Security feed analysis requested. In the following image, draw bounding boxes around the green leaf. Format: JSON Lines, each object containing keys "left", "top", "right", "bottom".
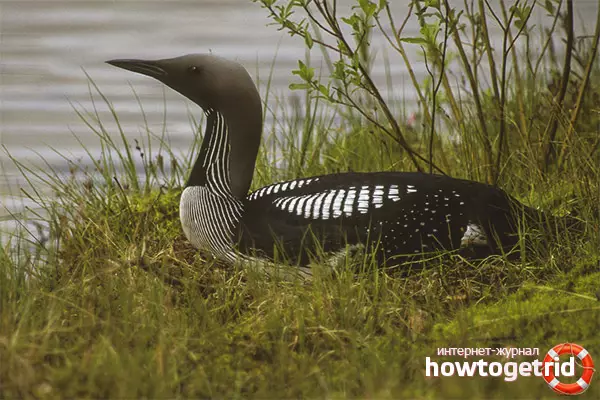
{"left": 318, "top": 84, "right": 329, "bottom": 98}
{"left": 400, "top": 37, "right": 428, "bottom": 45}
{"left": 289, "top": 83, "right": 311, "bottom": 91}
{"left": 341, "top": 15, "right": 361, "bottom": 31}
{"left": 420, "top": 21, "right": 440, "bottom": 43}
{"left": 358, "top": 0, "right": 377, "bottom": 17}
{"left": 293, "top": 60, "right": 314, "bottom": 82}
{"left": 514, "top": 19, "right": 524, "bottom": 29}
{"left": 304, "top": 31, "right": 314, "bottom": 49}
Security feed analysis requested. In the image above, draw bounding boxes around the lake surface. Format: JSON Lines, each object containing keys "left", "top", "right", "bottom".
{"left": 1, "top": 0, "right": 598, "bottom": 223}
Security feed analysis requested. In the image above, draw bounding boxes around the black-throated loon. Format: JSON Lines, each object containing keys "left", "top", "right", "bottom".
{"left": 106, "top": 54, "right": 575, "bottom": 267}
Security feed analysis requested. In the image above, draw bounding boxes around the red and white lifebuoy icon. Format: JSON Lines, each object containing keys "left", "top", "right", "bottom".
{"left": 543, "top": 343, "right": 595, "bottom": 395}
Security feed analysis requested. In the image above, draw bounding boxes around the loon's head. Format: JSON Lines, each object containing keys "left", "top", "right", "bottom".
{"left": 106, "top": 53, "right": 264, "bottom": 199}
{"left": 106, "top": 54, "right": 259, "bottom": 114}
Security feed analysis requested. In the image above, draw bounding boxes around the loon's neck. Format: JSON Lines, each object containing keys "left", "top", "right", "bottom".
{"left": 186, "top": 96, "right": 262, "bottom": 200}
{"left": 186, "top": 110, "right": 231, "bottom": 197}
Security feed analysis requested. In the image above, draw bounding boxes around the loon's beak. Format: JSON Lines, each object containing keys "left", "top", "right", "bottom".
{"left": 106, "top": 58, "right": 167, "bottom": 79}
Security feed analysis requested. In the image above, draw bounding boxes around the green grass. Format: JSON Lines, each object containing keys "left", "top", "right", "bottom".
{"left": 1, "top": 78, "right": 599, "bottom": 397}
{"left": 2, "top": 1, "right": 600, "bottom": 396}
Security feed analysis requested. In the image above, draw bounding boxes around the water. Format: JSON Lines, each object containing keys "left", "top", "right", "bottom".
{"left": 1, "top": 0, "right": 598, "bottom": 224}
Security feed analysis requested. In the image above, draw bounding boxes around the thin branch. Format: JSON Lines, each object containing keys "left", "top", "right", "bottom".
{"left": 533, "top": 0, "right": 563, "bottom": 79}
{"left": 303, "top": 1, "right": 338, "bottom": 38}
{"left": 319, "top": 0, "right": 428, "bottom": 172}
{"left": 506, "top": 2, "right": 536, "bottom": 55}
{"left": 494, "top": 1, "right": 536, "bottom": 184}
{"left": 428, "top": 2, "right": 450, "bottom": 174}
{"left": 375, "top": 4, "right": 433, "bottom": 127}
{"left": 450, "top": 0, "right": 494, "bottom": 183}
{"left": 562, "top": 0, "right": 600, "bottom": 165}
{"left": 478, "top": 0, "right": 500, "bottom": 102}
{"left": 262, "top": 3, "right": 344, "bottom": 54}
{"left": 542, "top": 0, "right": 573, "bottom": 171}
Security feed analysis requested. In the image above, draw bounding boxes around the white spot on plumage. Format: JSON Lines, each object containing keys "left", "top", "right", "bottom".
{"left": 312, "top": 192, "right": 329, "bottom": 219}
{"left": 332, "top": 189, "right": 346, "bottom": 218}
{"left": 322, "top": 190, "right": 336, "bottom": 219}
{"left": 461, "top": 223, "right": 488, "bottom": 246}
{"left": 357, "top": 186, "right": 370, "bottom": 214}
{"left": 344, "top": 189, "right": 357, "bottom": 216}
{"left": 273, "top": 197, "right": 285, "bottom": 207}
{"left": 358, "top": 187, "right": 370, "bottom": 201}
{"left": 282, "top": 182, "right": 289, "bottom": 191}
{"left": 304, "top": 194, "right": 317, "bottom": 218}
{"left": 280, "top": 197, "right": 293, "bottom": 209}
{"left": 388, "top": 185, "right": 401, "bottom": 202}
{"left": 288, "top": 197, "right": 300, "bottom": 214}
{"left": 373, "top": 187, "right": 384, "bottom": 208}
{"left": 296, "top": 197, "right": 308, "bottom": 216}
{"left": 407, "top": 185, "right": 417, "bottom": 194}
{"left": 289, "top": 181, "right": 297, "bottom": 190}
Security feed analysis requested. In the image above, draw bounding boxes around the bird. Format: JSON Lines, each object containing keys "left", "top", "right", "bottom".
{"left": 106, "top": 54, "right": 577, "bottom": 269}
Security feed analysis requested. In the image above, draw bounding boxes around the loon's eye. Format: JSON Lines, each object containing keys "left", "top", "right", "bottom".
{"left": 188, "top": 65, "right": 202, "bottom": 74}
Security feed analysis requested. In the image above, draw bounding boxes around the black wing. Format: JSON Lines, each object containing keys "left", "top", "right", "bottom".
{"left": 237, "top": 172, "right": 520, "bottom": 265}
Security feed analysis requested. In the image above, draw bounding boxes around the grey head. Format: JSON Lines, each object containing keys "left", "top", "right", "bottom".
{"left": 106, "top": 54, "right": 260, "bottom": 113}
{"left": 106, "top": 54, "right": 263, "bottom": 199}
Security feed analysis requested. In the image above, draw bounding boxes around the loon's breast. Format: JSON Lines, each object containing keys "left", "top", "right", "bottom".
{"left": 180, "top": 185, "right": 243, "bottom": 262}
